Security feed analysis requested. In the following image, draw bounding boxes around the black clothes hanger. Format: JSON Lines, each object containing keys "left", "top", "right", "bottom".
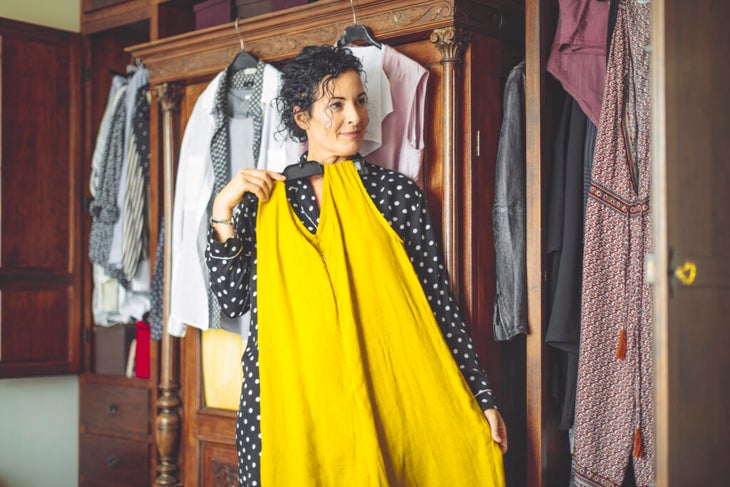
{"left": 337, "top": 25, "right": 382, "bottom": 49}
{"left": 336, "top": 0, "right": 382, "bottom": 49}
{"left": 231, "top": 18, "right": 259, "bottom": 73}
{"left": 282, "top": 153, "right": 369, "bottom": 180}
{"left": 282, "top": 160, "right": 324, "bottom": 180}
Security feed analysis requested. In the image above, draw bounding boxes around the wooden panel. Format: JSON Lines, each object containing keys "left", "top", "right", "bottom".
{"left": 2, "top": 39, "right": 73, "bottom": 270}
{"left": 197, "top": 408, "right": 237, "bottom": 444}
{"left": 83, "top": 0, "right": 131, "bottom": 14}
{"left": 202, "top": 442, "right": 239, "bottom": 487}
{"left": 524, "top": 0, "right": 570, "bottom": 486}
{"left": 82, "top": 0, "right": 152, "bottom": 34}
{"left": 80, "top": 433, "right": 151, "bottom": 486}
{"left": 652, "top": 0, "right": 730, "bottom": 484}
{"left": 80, "top": 382, "right": 150, "bottom": 438}
{"left": 0, "top": 289, "right": 70, "bottom": 363}
{"left": 0, "top": 19, "right": 82, "bottom": 378}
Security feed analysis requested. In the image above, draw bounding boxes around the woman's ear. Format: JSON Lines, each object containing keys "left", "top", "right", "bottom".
{"left": 293, "top": 107, "right": 310, "bottom": 130}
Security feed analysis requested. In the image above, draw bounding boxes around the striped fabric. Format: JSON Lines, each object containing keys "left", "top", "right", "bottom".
{"left": 121, "top": 86, "right": 151, "bottom": 281}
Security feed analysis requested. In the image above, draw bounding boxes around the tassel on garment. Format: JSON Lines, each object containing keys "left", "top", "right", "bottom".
{"left": 633, "top": 426, "right": 644, "bottom": 458}
{"left": 616, "top": 328, "right": 627, "bottom": 360}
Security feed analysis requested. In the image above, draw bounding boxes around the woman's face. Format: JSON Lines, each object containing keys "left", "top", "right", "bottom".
{"left": 295, "top": 69, "right": 369, "bottom": 164}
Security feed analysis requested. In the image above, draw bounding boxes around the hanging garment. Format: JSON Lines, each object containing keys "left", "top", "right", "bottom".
{"left": 492, "top": 60, "right": 527, "bottom": 341}
{"left": 583, "top": 117, "right": 598, "bottom": 212}
{"left": 109, "top": 67, "right": 149, "bottom": 270}
{"left": 168, "top": 62, "right": 302, "bottom": 339}
{"left": 571, "top": 1, "right": 654, "bottom": 485}
{"left": 89, "top": 85, "right": 128, "bottom": 272}
{"left": 149, "top": 217, "right": 165, "bottom": 341}
{"left": 360, "top": 45, "right": 429, "bottom": 185}
{"left": 118, "top": 84, "right": 154, "bottom": 327}
{"left": 344, "top": 45, "right": 393, "bottom": 156}
{"left": 254, "top": 160, "right": 504, "bottom": 486}
{"left": 90, "top": 83, "right": 127, "bottom": 324}
{"left": 89, "top": 78, "right": 152, "bottom": 326}
{"left": 90, "top": 75, "right": 127, "bottom": 197}
{"left": 205, "top": 160, "right": 497, "bottom": 485}
{"left": 545, "top": 95, "right": 588, "bottom": 431}
{"left": 547, "top": 0, "right": 610, "bottom": 126}
{"left": 134, "top": 320, "right": 151, "bottom": 379}
{"left": 121, "top": 84, "right": 151, "bottom": 281}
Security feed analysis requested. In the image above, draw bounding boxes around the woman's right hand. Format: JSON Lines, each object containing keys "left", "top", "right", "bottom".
{"left": 211, "top": 168, "right": 286, "bottom": 241}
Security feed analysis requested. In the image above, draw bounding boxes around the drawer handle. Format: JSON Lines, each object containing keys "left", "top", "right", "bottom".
{"left": 107, "top": 455, "right": 120, "bottom": 468}
{"left": 107, "top": 404, "right": 119, "bottom": 415}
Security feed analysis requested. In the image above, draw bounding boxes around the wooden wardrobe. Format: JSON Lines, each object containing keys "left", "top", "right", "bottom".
{"left": 2, "top": 0, "right": 726, "bottom": 485}
{"left": 124, "top": 0, "right": 730, "bottom": 485}
{"left": 129, "top": 0, "right": 527, "bottom": 484}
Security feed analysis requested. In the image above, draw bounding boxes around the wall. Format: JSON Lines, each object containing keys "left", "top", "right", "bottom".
{"left": 0, "top": 0, "right": 80, "bottom": 32}
{"left": 0, "top": 377, "right": 79, "bottom": 487}
{"left": 0, "top": 3, "right": 80, "bottom": 485}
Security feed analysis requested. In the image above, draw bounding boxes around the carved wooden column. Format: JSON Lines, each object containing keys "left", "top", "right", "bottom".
{"left": 153, "top": 82, "right": 184, "bottom": 487}
{"left": 430, "top": 26, "right": 470, "bottom": 300}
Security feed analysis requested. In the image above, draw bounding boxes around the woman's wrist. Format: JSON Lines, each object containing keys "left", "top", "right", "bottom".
{"left": 211, "top": 202, "right": 234, "bottom": 222}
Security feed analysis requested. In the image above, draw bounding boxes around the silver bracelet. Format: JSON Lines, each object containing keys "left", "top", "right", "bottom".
{"left": 210, "top": 216, "right": 234, "bottom": 226}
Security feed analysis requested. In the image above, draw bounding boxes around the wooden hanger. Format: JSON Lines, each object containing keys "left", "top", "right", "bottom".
{"left": 336, "top": 0, "right": 382, "bottom": 49}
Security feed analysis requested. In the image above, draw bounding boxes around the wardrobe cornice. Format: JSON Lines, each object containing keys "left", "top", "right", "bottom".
{"left": 127, "top": 0, "right": 521, "bottom": 84}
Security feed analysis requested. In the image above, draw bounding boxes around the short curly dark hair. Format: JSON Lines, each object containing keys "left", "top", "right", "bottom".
{"left": 277, "top": 45, "right": 364, "bottom": 143}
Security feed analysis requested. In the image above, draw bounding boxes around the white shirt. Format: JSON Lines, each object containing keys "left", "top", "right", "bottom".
{"left": 347, "top": 45, "right": 394, "bottom": 156}
{"left": 169, "top": 63, "right": 301, "bottom": 338}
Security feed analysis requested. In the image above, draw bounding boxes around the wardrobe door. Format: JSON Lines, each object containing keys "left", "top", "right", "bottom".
{"left": 652, "top": 0, "right": 730, "bottom": 484}
{"left": 0, "top": 19, "right": 83, "bottom": 377}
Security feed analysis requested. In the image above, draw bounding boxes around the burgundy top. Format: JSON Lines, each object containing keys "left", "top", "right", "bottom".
{"left": 547, "top": 0, "right": 610, "bottom": 126}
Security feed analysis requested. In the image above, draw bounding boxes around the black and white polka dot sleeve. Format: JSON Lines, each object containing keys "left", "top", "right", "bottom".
{"left": 205, "top": 194, "right": 257, "bottom": 319}
{"left": 364, "top": 164, "right": 497, "bottom": 411}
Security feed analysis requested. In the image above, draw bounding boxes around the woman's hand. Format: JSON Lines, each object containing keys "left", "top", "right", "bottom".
{"left": 484, "top": 408, "right": 508, "bottom": 454}
{"left": 211, "top": 168, "right": 286, "bottom": 241}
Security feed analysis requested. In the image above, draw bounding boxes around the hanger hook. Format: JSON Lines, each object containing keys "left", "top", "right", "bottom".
{"left": 349, "top": 0, "right": 357, "bottom": 25}
{"left": 235, "top": 17, "right": 245, "bottom": 51}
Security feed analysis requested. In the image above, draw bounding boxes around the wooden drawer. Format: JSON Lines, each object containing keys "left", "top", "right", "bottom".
{"left": 80, "top": 382, "right": 149, "bottom": 437}
{"left": 80, "top": 433, "right": 150, "bottom": 486}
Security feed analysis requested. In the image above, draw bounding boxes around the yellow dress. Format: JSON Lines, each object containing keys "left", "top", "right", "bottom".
{"left": 256, "top": 160, "right": 504, "bottom": 486}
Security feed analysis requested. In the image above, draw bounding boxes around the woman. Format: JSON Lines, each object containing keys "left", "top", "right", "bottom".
{"left": 207, "top": 45, "right": 507, "bottom": 486}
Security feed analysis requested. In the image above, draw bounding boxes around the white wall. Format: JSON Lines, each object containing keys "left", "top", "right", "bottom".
{"left": 0, "top": 0, "right": 80, "bottom": 32}
{"left": 0, "top": 3, "right": 81, "bottom": 484}
{"left": 0, "top": 376, "right": 79, "bottom": 487}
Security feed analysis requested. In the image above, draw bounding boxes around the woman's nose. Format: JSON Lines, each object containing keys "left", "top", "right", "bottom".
{"left": 345, "top": 102, "right": 364, "bottom": 125}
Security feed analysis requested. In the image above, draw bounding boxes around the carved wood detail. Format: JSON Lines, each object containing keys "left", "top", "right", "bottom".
{"left": 152, "top": 82, "right": 184, "bottom": 487}
{"left": 430, "top": 26, "right": 470, "bottom": 298}
{"left": 213, "top": 462, "right": 238, "bottom": 487}
{"left": 127, "top": 0, "right": 518, "bottom": 84}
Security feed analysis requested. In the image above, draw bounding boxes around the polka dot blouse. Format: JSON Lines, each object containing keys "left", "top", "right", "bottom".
{"left": 205, "top": 161, "right": 496, "bottom": 486}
